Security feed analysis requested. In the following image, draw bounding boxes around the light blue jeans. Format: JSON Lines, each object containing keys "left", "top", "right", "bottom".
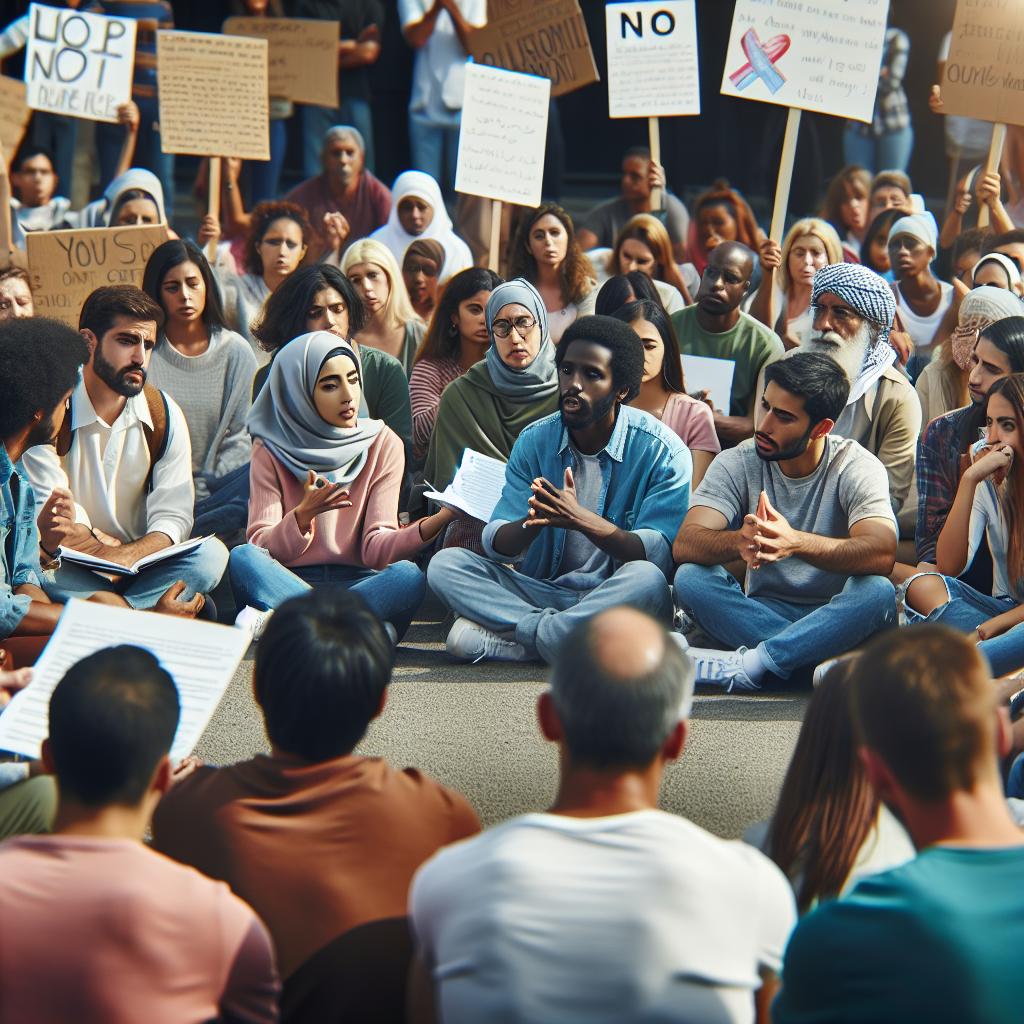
{"left": 408, "top": 111, "right": 461, "bottom": 195}
{"left": 302, "top": 97, "right": 375, "bottom": 178}
{"left": 842, "top": 123, "right": 914, "bottom": 174}
{"left": 41, "top": 538, "right": 228, "bottom": 610}
{"left": 228, "top": 543, "right": 425, "bottom": 639}
{"left": 427, "top": 548, "right": 672, "bottom": 664}
{"left": 673, "top": 563, "right": 897, "bottom": 678}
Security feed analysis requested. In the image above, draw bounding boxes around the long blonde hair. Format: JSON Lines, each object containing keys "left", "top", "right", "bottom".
{"left": 778, "top": 218, "right": 843, "bottom": 293}
{"left": 341, "top": 239, "right": 420, "bottom": 333}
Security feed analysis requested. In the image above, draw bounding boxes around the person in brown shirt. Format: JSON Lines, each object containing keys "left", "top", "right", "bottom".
{"left": 152, "top": 588, "right": 479, "bottom": 979}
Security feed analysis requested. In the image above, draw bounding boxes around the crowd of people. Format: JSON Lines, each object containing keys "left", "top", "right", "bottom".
{"left": 2, "top": 1, "right": 1024, "bottom": 1021}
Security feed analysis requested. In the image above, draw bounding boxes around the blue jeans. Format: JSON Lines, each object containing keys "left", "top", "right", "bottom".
{"left": 31, "top": 113, "right": 78, "bottom": 197}
{"left": 302, "top": 97, "right": 375, "bottom": 179}
{"left": 408, "top": 111, "right": 461, "bottom": 195}
{"left": 228, "top": 543, "right": 425, "bottom": 639}
{"left": 905, "top": 573, "right": 1024, "bottom": 677}
{"left": 842, "top": 123, "right": 914, "bottom": 174}
{"left": 249, "top": 118, "right": 288, "bottom": 206}
{"left": 673, "top": 563, "right": 897, "bottom": 678}
{"left": 427, "top": 549, "right": 672, "bottom": 664}
{"left": 41, "top": 538, "right": 228, "bottom": 610}
{"left": 193, "top": 464, "right": 251, "bottom": 538}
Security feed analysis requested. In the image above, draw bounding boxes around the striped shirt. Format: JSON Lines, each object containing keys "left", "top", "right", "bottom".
{"left": 410, "top": 356, "right": 463, "bottom": 462}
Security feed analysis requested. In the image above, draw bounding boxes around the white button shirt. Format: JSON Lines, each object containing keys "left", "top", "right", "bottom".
{"left": 23, "top": 381, "right": 195, "bottom": 545}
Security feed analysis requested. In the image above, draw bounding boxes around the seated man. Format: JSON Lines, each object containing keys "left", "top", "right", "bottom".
{"left": 671, "top": 241, "right": 785, "bottom": 447}
{"left": 773, "top": 626, "right": 1024, "bottom": 1023}
{"left": 0, "top": 646, "right": 279, "bottom": 1020}
{"left": 428, "top": 315, "right": 691, "bottom": 664}
{"left": 409, "top": 607, "right": 797, "bottom": 1022}
{"left": 23, "top": 286, "right": 227, "bottom": 614}
{"left": 153, "top": 590, "right": 480, "bottom": 981}
{"left": 675, "top": 352, "right": 897, "bottom": 690}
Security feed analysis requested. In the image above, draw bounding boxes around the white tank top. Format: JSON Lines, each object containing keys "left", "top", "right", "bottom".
{"left": 895, "top": 281, "right": 953, "bottom": 353}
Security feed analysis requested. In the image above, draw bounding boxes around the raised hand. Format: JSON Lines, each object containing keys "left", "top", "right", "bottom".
{"left": 38, "top": 487, "right": 76, "bottom": 554}
{"left": 295, "top": 470, "right": 353, "bottom": 534}
{"left": 525, "top": 467, "right": 594, "bottom": 532}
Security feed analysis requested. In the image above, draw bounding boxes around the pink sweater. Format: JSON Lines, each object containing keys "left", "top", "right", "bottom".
{"left": 247, "top": 432, "right": 425, "bottom": 570}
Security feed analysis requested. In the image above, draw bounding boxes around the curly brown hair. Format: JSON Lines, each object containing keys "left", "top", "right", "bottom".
{"left": 507, "top": 203, "right": 595, "bottom": 307}
{"left": 244, "top": 200, "right": 311, "bottom": 277}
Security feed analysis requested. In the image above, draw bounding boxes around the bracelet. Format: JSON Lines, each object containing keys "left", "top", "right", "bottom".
{"left": 39, "top": 542, "right": 57, "bottom": 559}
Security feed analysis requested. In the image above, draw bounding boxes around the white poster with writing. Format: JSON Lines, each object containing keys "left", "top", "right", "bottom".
{"left": 606, "top": 1, "right": 700, "bottom": 118}
{"left": 720, "top": 0, "right": 888, "bottom": 122}
{"left": 455, "top": 63, "right": 550, "bottom": 208}
{"left": 25, "top": 3, "right": 136, "bottom": 123}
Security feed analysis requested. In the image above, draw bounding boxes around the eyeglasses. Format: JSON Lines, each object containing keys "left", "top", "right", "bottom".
{"left": 492, "top": 315, "right": 537, "bottom": 339}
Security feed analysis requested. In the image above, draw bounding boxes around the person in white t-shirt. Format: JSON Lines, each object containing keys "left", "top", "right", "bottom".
{"left": 408, "top": 606, "right": 797, "bottom": 1024}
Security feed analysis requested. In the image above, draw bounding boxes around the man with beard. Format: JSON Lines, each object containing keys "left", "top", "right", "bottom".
{"left": 285, "top": 125, "right": 391, "bottom": 261}
{"left": 428, "top": 315, "right": 691, "bottom": 664}
{"left": 673, "top": 352, "right": 897, "bottom": 690}
{"left": 22, "top": 287, "right": 227, "bottom": 614}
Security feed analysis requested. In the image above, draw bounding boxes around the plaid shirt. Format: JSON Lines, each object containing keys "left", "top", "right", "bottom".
{"left": 851, "top": 28, "right": 910, "bottom": 138}
{"left": 916, "top": 405, "right": 974, "bottom": 563}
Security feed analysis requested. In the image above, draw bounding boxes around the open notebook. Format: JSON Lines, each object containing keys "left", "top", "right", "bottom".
{"left": 57, "top": 535, "right": 210, "bottom": 576}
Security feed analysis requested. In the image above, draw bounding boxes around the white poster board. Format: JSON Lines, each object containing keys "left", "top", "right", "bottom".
{"left": 24, "top": 3, "right": 136, "bottom": 123}
{"left": 605, "top": 1, "right": 700, "bottom": 118}
{"left": 719, "top": 0, "right": 888, "bottom": 122}
{"left": 683, "top": 355, "right": 734, "bottom": 415}
{"left": 455, "top": 63, "right": 551, "bottom": 208}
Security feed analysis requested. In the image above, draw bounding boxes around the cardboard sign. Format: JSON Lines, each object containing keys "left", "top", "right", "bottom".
{"left": 222, "top": 16, "right": 339, "bottom": 108}
{"left": 27, "top": 225, "right": 169, "bottom": 326}
{"left": 156, "top": 31, "right": 269, "bottom": 160}
{"left": 469, "top": 0, "right": 598, "bottom": 98}
{"left": 720, "top": 0, "right": 888, "bottom": 123}
{"left": 455, "top": 63, "right": 551, "bottom": 208}
{"left": 606, "top": 2, "right": 700, "bottom": 118}
{"left": 0, "top": 77, "right": 32, "bottom": 158}
{"left": 24, "top": 4, "right": 136, "bottom": 124}
{"left": 942, "top": 0, "right": 1024, "bottom": 128}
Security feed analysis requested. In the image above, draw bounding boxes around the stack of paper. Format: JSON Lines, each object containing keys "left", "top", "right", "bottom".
{"left": 423, "top": 450, "right": 508, "bottom": 523}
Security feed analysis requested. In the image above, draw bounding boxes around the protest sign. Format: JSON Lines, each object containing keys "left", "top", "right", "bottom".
{"left": 469, "top": 0, "right": 597, "bottom": 98}
{"left": 0, "top": 77, "right": 32, "bottom": 157}
{"left": 157, "top": 31, "right": 269, "bottom": 161}
{"left": 24, "top": 4, "right": 136, "bottom": 123}
{"left": 223, "top": 16, "right": 339, "bottom": 107}
{"left": 27, "top": 225, "right": 169, "bottom": 326}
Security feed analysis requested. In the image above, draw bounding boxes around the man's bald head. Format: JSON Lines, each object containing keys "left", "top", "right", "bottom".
{"left": 709, "top": 240, "right": 755, "bottom": 278}
{"left": 697, "top": 241, "right": 755, "bottom": 316}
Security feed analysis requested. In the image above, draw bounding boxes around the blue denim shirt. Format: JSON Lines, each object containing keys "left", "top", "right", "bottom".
{"left": 482, "top": 407, "right": 691, "bottom": 582}
{"left": 0, "top": 444, "right": 42, "bottom": 639}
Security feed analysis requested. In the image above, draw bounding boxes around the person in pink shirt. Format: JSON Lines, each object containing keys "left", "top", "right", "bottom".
{"left": 229, "top": 332, "right": 455, "bottom": 641}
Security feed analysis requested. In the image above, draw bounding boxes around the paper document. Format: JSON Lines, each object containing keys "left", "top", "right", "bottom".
{"left": 0, "top": 599, "right": 249, "bottom": 763}
{"left": 683, "top": 355, "right": 735, "bottom": 414}
{"left": 57, "top": 535, "right": 210, "bottom": 576}
{"left": 423, "top": 450, "right": 508, "bottom": 523}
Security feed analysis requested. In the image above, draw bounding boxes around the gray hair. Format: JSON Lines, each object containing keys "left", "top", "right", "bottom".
{"left": 323, "top": 125, "right": 366, "bottom": 154}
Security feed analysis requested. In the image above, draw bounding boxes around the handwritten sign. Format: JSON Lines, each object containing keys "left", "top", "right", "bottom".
{"left": 942, "top": 0, "right": 1024, "bottom": 127}
{"left": 606, "top": 2, "right": 700, "bottom": 118}
{"left": 27, "top": 225, "right": 169, "bottom": 326}
{"left": 222, "top": 16, "right": 339, "bottom": 107}
{"left": 0, "top": 77, "right": 32, "bottom": 157}
{"left": 25, "top": 4, "right": 136, "bottom": 124}
{"left": 469, "top": 0, "right": 598, "bottom": 98}
{"left": 720, "top": 0, "right": 888, "bottom": 122}
{"left": 156, "top": 31, "right": 269, "bottom": 160}
{"left": 455, "top": 63, "right": 551, "bottom": 208}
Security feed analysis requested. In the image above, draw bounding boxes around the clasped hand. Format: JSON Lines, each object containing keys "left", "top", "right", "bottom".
{"left": 740, "top": 490, "right": 800, "bottom": 569}
{"left": 526, "top": 468, "right": 599, "bottom": 533}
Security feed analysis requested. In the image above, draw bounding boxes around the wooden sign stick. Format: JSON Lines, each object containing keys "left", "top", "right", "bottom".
{"left": 770, "top": 107, "right": 802, "bottom": 243}
{"left": 977, "top": 123, "right": 1007, "bottom": 229}
{"left": 206, "top": 157, "right": 221, "bottom": 263}
{"left": 488, "top": 199, "right": 503, "bottom": 273}
{"left": 648, "top": 116, "right": 662, "bottom": 212}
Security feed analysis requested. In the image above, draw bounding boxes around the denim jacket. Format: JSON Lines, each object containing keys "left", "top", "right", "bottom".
{"left": 1, "top": 444, "right": 42, "bottom": 639}
{"left": 482, "top": 407, "right": 691, "bottom": 582}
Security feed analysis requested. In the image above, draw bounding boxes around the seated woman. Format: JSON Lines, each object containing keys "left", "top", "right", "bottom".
{"left": 593, "top": 271, "right": 664, "bottom": 316}
{"left": 906, "top": 373, "right": 1024, "bottom": 678}
{"left": 402, "top": 239, "right": 445, "bottom": 321}
{"left": 687, "top": 180, "right": 764, "bottom": 278}
{"left": 0, "top": 267, "right": 32, "bottom": 320}
{"left": 229, "top": 332, "right": 455, "bottom": 641}
{"left": 507, "top": 203, "right": 595, "bottom": 343}
{"left": 819, "top": 165, "right": 872, "bottom": 262}
{"left": 611, "top": 299, "right": 719, "bottom": 489}
{"left": 143, "top": 239, "right": 257, "bottom": 538}
{"left": 342, "top": 239, "right": 425, "bottom": 376}
{"left": 370, "top": 170, "right": 472, "bottom": 281}
{"left": 859, "top": 208, "right": 903, "bottom": 282}
{"left": 79, "top": 168, "right": 167, "bottom": 228}
{"left": 409, "top": 267, "right": 502, "bottom": 463}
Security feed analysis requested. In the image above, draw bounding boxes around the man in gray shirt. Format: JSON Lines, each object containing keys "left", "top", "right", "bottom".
{"left": 673, "top": 352, "right": 898, "bottom": 691}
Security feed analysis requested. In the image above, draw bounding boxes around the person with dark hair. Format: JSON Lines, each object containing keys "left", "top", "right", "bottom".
{"left": 859, "top": 207, "right": 903, "bottom": 280}
{"left": 866, "top": 170, "right": 914, "bottom": 225}
{"left": 674, "top": 351, "right": 898, "bottom": 691}
{"left": 409, "top": 606, "right": 796, "bottom": 1021}
{"left": 983, "top": 227, "right": 1024, "bottom": 274}
{"left": 79, "top": 168, "right": 167, "bottom": 228}
{"left": 7, "top": 144, "right": 73, "bottom": 246}
{"left": 0, "top": 265, "right": 33, "bottom": 320}
{"left": 428, "top": 314, "right": 691, "bottom": 663}
{"left": 773, "top": 627, "right": 1024, "bottom": 1024}
{"left": 23, "top": 286, "right": 228, "bottom": 615}
{"left": 154, "top": 589, "right": 478, "bottom": 980}
{"left": 819, "top": 165, "right": 872, "bottom": 261}
{"left": 0, "top": 646, "right": 280, "bottom": 1021}
{"left": 593, "top": 271, "right": 663, "bottom": 316}
{"left": 403, "top": 238, "right": 445, "bottom": 320}
{"left": 951, "top": 227, "right": 993, "bottom": 286}
{"left": 143, "top": 239, "right": 257, "bottom": 537}
{"left": 687, "top": 180, "right": 765, "bottom": 277}
{"left": 613, "top": 299, "right": 719, "bottom": 488}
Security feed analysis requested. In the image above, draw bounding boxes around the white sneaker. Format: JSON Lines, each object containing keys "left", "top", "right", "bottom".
{"left": 446, "top": 617, "right": 530, "bottom": 663}
{"left": 687, "top": 645, "right": 760, "bottom": 693}
{"left": 669, "top": 631, "right": 690, "bottom": 652}
{"left": 234, "top": 605, "right": 273, "bottom": 642}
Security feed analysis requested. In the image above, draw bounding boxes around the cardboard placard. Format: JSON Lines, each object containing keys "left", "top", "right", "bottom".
{"left": 469, "top": 0, "right": 598, "bottom": 98}
{"left": 222, "top": 16, "right": 339, "bottom": 108}
{"left": 0, "top": 77, "right": 32, "bottom": 158}
{"left": 606, "top": 1, "right": 700, "bottom": 118}
{"left": 156, "top": 30, "right": 269, "bottom": 160}
{"left": 455, "top": 63, "right": 551, "bottom": 208}
{"left": 941, "top": 0, "right": 1024, "bottom": 128}
{"left": 24, "top": 4, "right": 136, "bottom": 124}
{"left": 720, "top": 0, "right": 888, "bottom": 123}
{"left": 27, "top": 225, "right": 169, "bottom": 326}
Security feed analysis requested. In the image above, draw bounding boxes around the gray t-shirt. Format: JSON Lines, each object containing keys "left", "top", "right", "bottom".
{"left": 581, "top": 195, "right": 690, "bottom": 248}
{"left": 558, "top": 448, "right": 611, "bottom": 589}
{"left": 693, "top": 436, "right": 896, "bottom": 605}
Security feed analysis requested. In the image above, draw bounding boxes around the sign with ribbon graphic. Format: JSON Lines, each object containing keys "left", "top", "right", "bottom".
{"left": 729, "top": 29, "right": 790, "bottom": 95}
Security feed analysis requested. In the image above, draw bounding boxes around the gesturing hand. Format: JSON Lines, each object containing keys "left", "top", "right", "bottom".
{"left": 525, "top": 468, "right": 597, "bottom": 532}
{"left": 747, "top": 490, "right": 801, "bottom": 564}
{"left": 295, "top": 470, "right": 353, "bottom": 534}
{"left": 38, "top": 487, "right": 75, "bottom": 554}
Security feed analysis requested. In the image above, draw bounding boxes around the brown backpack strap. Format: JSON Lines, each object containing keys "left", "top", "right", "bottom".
{"left": 142, "top": 384, "right": 170, "bottom": 494}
